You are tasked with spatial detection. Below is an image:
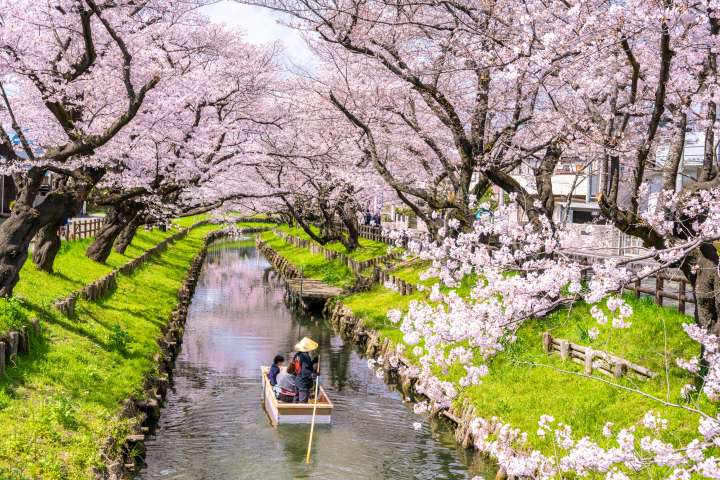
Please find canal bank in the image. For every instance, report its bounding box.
[0,221,226,479]
[139,239,488,480]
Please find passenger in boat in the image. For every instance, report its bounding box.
[276,361,297,403]
[268,354,284,387]
[293,337,319,403]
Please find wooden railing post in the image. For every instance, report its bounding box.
[655,275,664,306]
[559,340,569,361]
[542,332,553,353]
[584,349,594,375]
[678,280,686,315]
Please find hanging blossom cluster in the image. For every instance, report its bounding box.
[642,187,720,239]
[681,324,720,401]
[455,406,720,479]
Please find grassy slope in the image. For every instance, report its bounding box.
[172,214,209,228]
[274,224,390,261]
[0,223,218,479]
[343,267,707,464]
[259,230,355,288]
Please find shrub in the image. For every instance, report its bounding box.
[0,297,27,332]
[108,323,131,354]
[51,397,78,429]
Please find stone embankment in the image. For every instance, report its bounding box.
[328,302,481,450]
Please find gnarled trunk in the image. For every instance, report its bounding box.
[31,169,104,273]
[679,243,720,336]
[337,203,360,251]
[0,166,104,295]
[86,207,135,263]
[0,207,49,296]
[32,221,63,273]
[114,214,144,254]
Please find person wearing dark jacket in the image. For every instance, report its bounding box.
[293,337,319,403]
[268,354,284,386]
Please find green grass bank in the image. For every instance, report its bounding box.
[0,222,219,479]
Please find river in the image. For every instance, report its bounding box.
[138,241,487,480]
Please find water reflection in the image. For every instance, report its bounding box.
[139,243,482,480]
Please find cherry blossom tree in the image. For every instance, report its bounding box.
[242,1,720,477]
[83,26,282,263]
[0,0,219,287]
[246,0,577,239]
[552,1,720,339]
[250,82,386,251]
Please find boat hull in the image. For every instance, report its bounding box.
[261,366,333,426]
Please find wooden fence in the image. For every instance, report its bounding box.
[58,217,106,241]
[377,269,417,295]
[542,331,655,380]
[233,216,277,224]
[330,223,395,245]
[567,252,696,316]
[358,225,395,244]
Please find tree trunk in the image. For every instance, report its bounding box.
[31,168,105,273]
[86,207,134,263]
[114,214,143,254]
[337,204,360,252]
[0,208,48,296]
[0,166,104,295]
[32,221,63,273]
[678,243,720,336]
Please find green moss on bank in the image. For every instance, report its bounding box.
[0,224,219,479]
[236,221,275,230]
[173,213,209,227]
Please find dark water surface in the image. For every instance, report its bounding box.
[139,242,486,480]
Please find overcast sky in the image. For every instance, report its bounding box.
[201,1,317,69]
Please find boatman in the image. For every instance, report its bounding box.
[293,337,319,403]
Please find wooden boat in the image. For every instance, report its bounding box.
[261,366,333,426]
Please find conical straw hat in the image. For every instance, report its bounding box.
[295,336,319,352]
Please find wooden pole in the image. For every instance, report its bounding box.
[655,274,664,306]
[305,355,320,464]
[678,280,686,315]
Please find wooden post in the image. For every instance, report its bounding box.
[559,340,569,361]
[634,278,641,299]
[542,332,553,353]
[299,268,304,297]
[655,275,664,306]
[584,349,593,375]
[8,331,18,360]
[612,360,627,379]
[19,326,28,354]
[678,280,686,315]
[31,318,40,336]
